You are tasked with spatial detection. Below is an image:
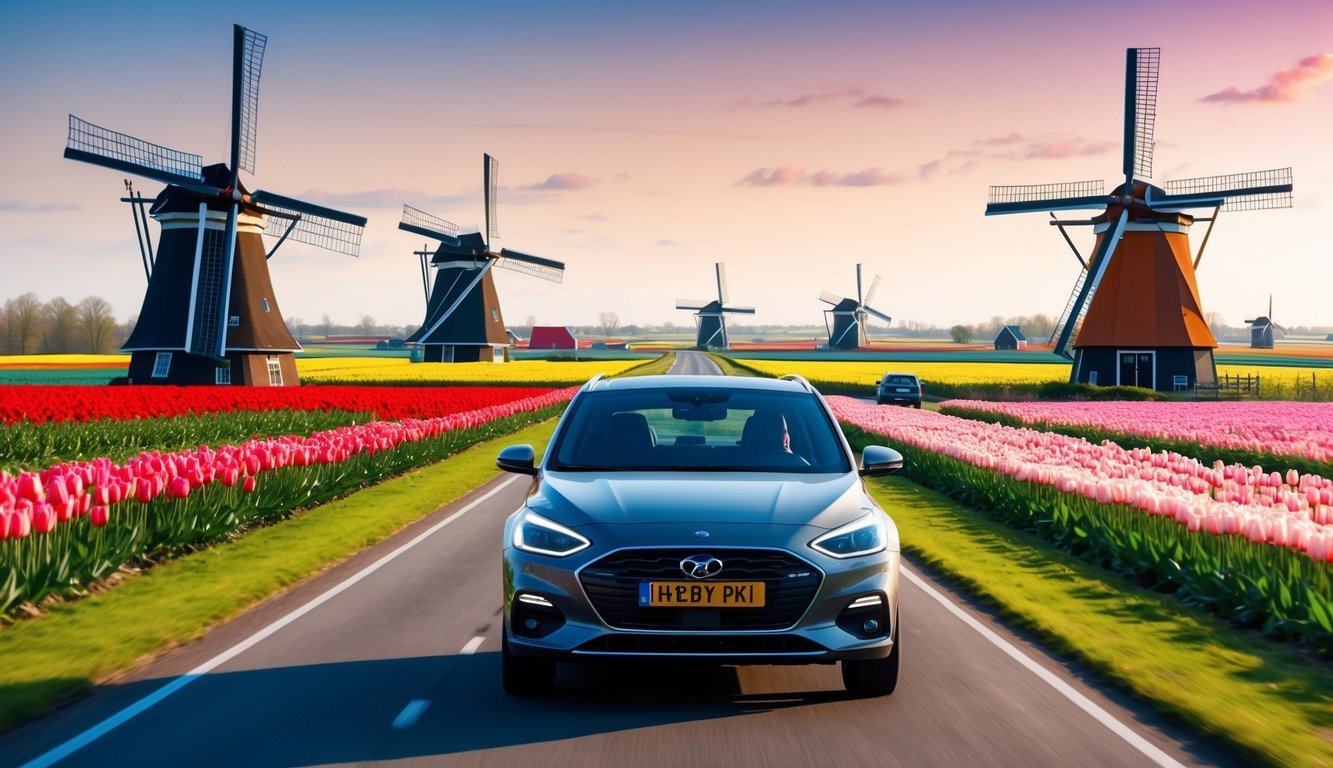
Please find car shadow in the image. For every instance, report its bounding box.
[30,653,845,767]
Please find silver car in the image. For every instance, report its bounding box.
[497,374,905,696]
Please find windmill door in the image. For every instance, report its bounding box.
[1117,351,1155,389]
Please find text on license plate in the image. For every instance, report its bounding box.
[638,581,766,607]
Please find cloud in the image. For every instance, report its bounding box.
[1201,53,1333,104]
[731,83,905,111]
[292,188,467,211]
[522,172,596,191]
[656,239,679,246]
[1017,138,1116,159]
[582,211,609,221]
[0,200,81,212]
[976,133,1026,146]
[734,165,903,187]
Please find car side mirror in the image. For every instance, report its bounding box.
[860,445,904,477]
[497,444,538,476]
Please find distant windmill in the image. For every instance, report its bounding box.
[63,25,367,386]
[676,263,755,351]
[820,263,891,349]
[400,154,565,363]
[986,47,1292,391]
[1246,295,1287,349]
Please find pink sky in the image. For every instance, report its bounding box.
[1,0,1330,331]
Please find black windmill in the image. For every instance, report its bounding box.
[63,25,367,386]
[676,263,755,351]
[400,154,565,363]
[819,263,891,349]
[1246,295,1286,349]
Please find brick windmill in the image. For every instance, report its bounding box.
[986,48,1293,390]
[63,25,367,386]
[400,154,565,363]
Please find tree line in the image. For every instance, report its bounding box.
[0,293,129,355]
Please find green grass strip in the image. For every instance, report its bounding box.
[616,351,676,377]
[0,419,558,732]
[866,474,1333,768]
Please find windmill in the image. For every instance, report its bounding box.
[676,263,755,351]
[63,25,367,386]
[986,47,1292,391]
[1246,295,1286,349]
[399,154,565,363]
[819,263,891,349]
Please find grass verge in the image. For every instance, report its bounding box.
[866,474,1333,768]
[617,351,676,377]
[708,353,759,377]
[0,419,558,732]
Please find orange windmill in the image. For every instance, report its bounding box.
[986,48,1293,391]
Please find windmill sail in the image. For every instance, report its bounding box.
[399,204,461,245]
[496,248,565,283]
[1156,168,1293,211]
[231,26,267,175]
[1125,47,1159,181]
[251,191,367,256]
[64,115,210,191]
[986,180,1107,215]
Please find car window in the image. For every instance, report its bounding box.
[550,389,851,473]
[883,375,917,386]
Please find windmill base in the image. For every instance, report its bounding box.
[1071,347,1216,392]
[125,350,299,386]
[418,344,507,363]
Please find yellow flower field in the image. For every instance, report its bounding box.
[0,354,129,367]
[735,360,1072,387]
[296,356,649,384]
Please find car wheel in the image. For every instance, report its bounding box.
[842,622,900,697]
[502,631,556,696]
[876,398,884,405]
[913,402,922,409]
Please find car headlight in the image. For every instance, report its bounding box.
[512,510,591,557]
[810,513,888,558]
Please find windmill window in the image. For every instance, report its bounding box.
[266,356,283,386]
[491,308,499,322]
[261,298,270,312]
[229,316,240,327]
[215,366,232,385]
[151,352,172,379]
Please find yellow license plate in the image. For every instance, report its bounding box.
[638,581,766,607]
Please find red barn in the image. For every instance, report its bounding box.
[528,326,577,350]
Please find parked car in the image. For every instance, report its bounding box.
[496,373,906,697]
[877,372,922,407]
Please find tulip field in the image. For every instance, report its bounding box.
[0,387,576,613]
[939,400,1333,477]
[830,396,1333,648]
[295,357,651,385]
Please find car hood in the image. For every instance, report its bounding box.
[528,471,871,530]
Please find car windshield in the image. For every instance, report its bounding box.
[550,388,851,473]
[883,376,916,386]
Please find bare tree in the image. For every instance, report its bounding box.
[358,314,376,334]
[598,311,619,337]
[42,297,79,353]
[77,296,116,353]
[320,313,333,338]
[7,292,45,354]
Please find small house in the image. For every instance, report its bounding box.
[994,325,1027,351]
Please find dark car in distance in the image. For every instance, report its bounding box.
[876,372,922,407]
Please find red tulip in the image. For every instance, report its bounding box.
[32,504,55,534]
[17,473,44,503]
[242,475,257,494]
[0,511,9,541]
[90,505,109,528]
[169,476,191,499]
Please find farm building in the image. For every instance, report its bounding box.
[528,326,577,350]
[994,325,1027,351]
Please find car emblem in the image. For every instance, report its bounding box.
[694,530,710,538]
[680,554,724,579]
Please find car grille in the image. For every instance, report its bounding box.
[579,548,823,631]
[575,634,825,655]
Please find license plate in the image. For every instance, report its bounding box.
[638,581,766,607]
[896,388,910,393]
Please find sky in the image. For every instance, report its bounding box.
[2,0,1331,332]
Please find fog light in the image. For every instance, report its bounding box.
[523,617,540,631]
[862,619,880,634]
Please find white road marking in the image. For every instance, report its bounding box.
[390,699,431,730]
[20,476,522,768]
[901,566,1186,768]
[460,635,485,655]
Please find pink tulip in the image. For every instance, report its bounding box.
[90,505,109,528]
[169,476,191,499]
[32,504,55,534]
[242,475,257,494]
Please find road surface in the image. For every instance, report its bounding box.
[667,350,723,376]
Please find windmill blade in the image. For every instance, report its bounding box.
[676,299,712,310]
[1124,47,1159,182]
[1272,323,1288,337]
[986,180,1107,215]
[1052,208,1131,357]
[716,263,730,304]
[819,290,844,306]
[251,190,367,257]
[1155,168,1293,212]
[496,248,565,283]
[863,274,883,308]
[863,306,893,324]
[64,115,213,192]
[230,25,267,178]
[720,305,756,315]
[399,204,461,246]
[484,153,499,248]
[855,263,863,304]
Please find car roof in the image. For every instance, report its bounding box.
[587,374,813,393]
[882,372,918,378]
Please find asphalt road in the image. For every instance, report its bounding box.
[667,350,723,375]
[1,355,1237,767]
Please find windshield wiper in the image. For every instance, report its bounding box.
[552,464,628,472]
